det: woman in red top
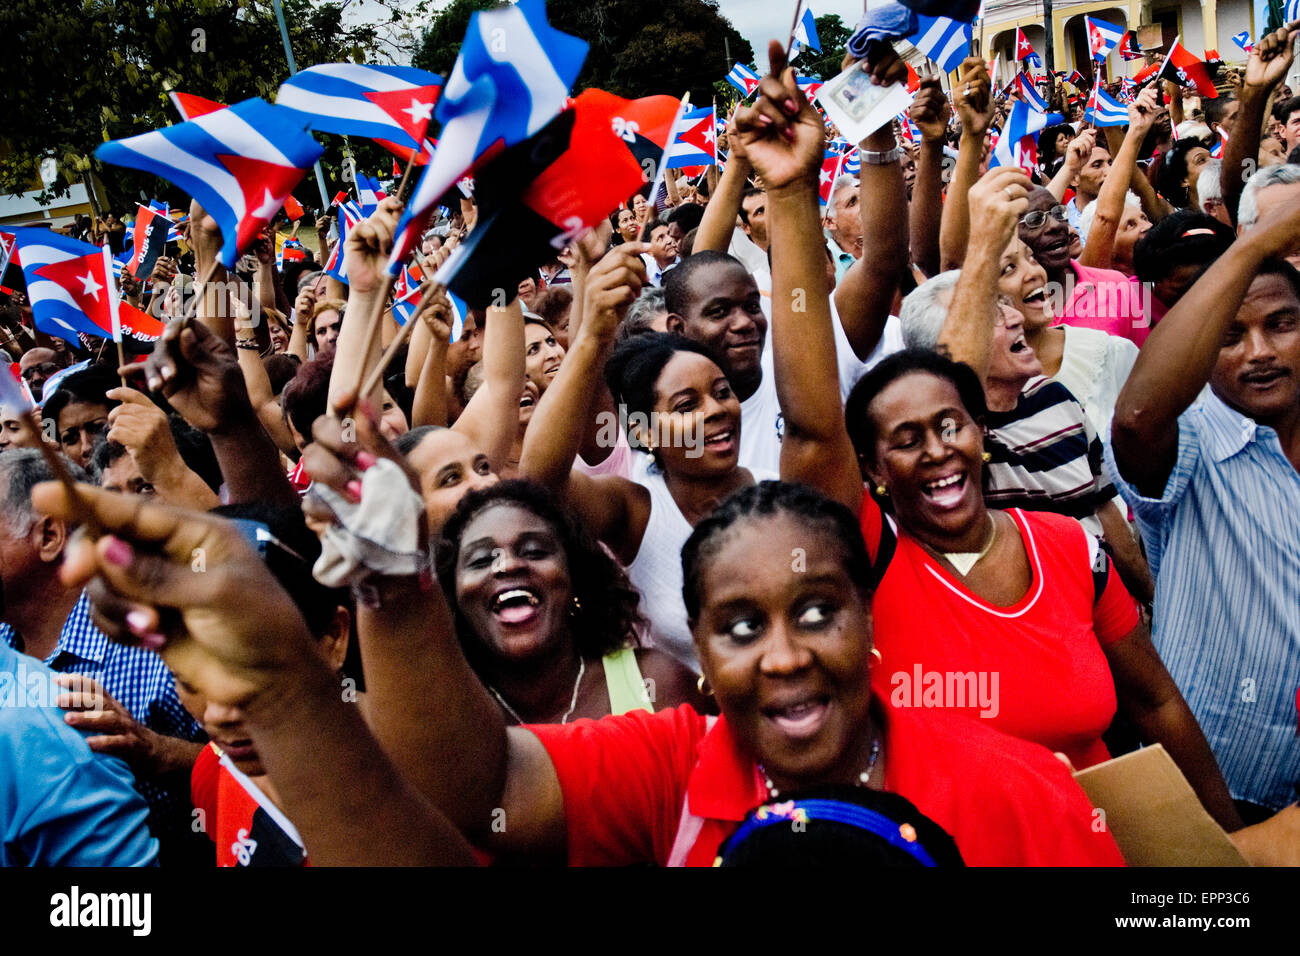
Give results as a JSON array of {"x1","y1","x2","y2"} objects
[{"x1": 741, "y1": 43, "x2": 1242, "y2": 831}]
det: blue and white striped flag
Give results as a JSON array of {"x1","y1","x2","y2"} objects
[
  {"x1": 991, "y1": 98, "x2": 1063, "y2": 172},
  {"x1": 1084, "y1": 86, "x2": 1129, "y2": 127},
  {"x1": 1085, "y1": 16, "x2": 1125, "y2": 62},
  {"x1": 792, "y1": 6, "x2": 822, "y2": 53},
  {"x1": 387, "y1": 0, "x2": 587, "y2": 275},
  {"x1": 908, "y1": 14, "x2": 973, "y2": 74},
  {"x1": 726, "y1": 63, "x2": 762, "y2": 98},
  {"x1": 276, "y1": 63, "x2": 443, "y2": 152},
  {"x1": 1016, "y1": 73, "x2": 1049, "y2": 112},
  {"x1": 1232, "y1": 31, "x2": 1254, "y2": 54}
]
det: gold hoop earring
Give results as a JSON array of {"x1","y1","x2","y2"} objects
[
  {"x1": 697, "y1": 675, "x2": 713, "y2": 697},
  {"x1": 981, "y1": 451, "x2": 992, "y2": 463},
  {"x1": 870, "y1": 647, "x2": 882, "y2": 664},
  {"x1": 875, "y1": 484, "x2": 889, "y2": 497}
]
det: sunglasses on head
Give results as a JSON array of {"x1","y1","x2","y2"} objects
[{"x1": 1019, "y1": 205, "x2": 1069, "y2": 229}]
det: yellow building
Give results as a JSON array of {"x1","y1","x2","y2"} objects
[{"x1": 979, "y1": 0, "x2": 1260, "y2": 79}]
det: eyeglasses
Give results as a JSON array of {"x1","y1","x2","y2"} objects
[
  {"x1": 1019, "y1": 205, "x2": 1069, "y2": 229},
  {"x1": 21, "y1": 362, "x2": 58, "y2": 381}
]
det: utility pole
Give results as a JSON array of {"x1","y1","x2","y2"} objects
[
  {"x1": 272, "y1": 0, "x2": 330, "y2": 210},
  {"x1": 1043, "y1": 0, "x2": 1055, "y2": 75}
]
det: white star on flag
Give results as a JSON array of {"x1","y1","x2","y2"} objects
[
  {"x1": 703, "y1": 124, "x2": 715, "y2": 145},
  {"x1": 252, "y1": 189, "x2": 281, "y2": 219},
  {"x1": 820, "y1": 167, "x2": 832, "y2": 186},
  {"x1": 78, "y1": 269, "x2": 103, "y2": 301},
  {"x1": 402, "y1": 98, "x2": 434, "y2": 125}
]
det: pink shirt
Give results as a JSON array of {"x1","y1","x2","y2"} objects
[{"x1": 1053, "y1": 261, "x2": 1153, "y2": 347}]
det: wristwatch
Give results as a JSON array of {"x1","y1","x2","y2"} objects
[{"x1": 860, "y1": 143, "x2": 905, "y2": 165}]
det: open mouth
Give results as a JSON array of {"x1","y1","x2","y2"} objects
[
  {"x1": 702, "y1": 427, "x2": 736, "y2": 452},
  {"x1": 491, "y1": 587, "x2": 542, "y2": 625},
  {"x1": 519, "y1": 392, "x2": 536, "y2": 409},
  {"x1": 1022, "y1": 286, "x2": 1046, "y2": 307},
  {"x1": 1009, "y1": 334, "x2": 1031, "y2": 354},
  {"x1": 921, "y1": 471, "x2": 968, "y2": 509},
  {"x1": 218, "y1": 738, "x2": 258, "y2": 761},
  {"x1": 764, "y1": 697, "x2": 830, "y2": 740}
]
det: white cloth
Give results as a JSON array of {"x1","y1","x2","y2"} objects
[
  {"x1": 311, "y1": 459, "x2": 428, "y2": 587},
  {"x1": 640, "y1": 253, "x2": 676, "y2": 288},
  {"x1": 727, "y1": 229, "x2": 768, "y2": 275},
  {"x1": 1053, "y1": 325, "x2": 1138, "y2": 441}
]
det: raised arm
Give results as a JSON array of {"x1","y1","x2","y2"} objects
[
  {"x1": 35, "y1": 481, "x2": 478, "y2": 866},
  {"x1": 518, "y1": 245, "x2": 647, "y2": 560},
  {"x1": 1222, "y1": 21, "x2": 1297, "y2": 225},
  {"x1": 1047, "y1": 128, "x2": 1095, "y2": 202},
  {"x1": 1110, "y1": 188, "x2": 1300, "y2": 495},
  {"x1": 451, "y1": 298, "x2": 525, "y2": 474},
  {"x1": 1079, "y1": 88, "x2": 1159, "y2": 269},
  {"x1": 407, "y1": 284, "x2": 453, "y2": 429},
  {"x1": 909, "y1": 77, "x2": 950, "y2": 279},
  {"x1": 326, "y1": 197, "x2": 403, "y2": 411},
  {"x1": 693, "y1": 119, "x2": 752, "y2": 254},
  {"x1": 939, "y1": 58, "x2": 996, "y2": 271},
  {"x1": 734, "y1": 41, "x2": 864, "y2": 514},
  {"x1": 834, "y1": 46, "x2": 912, "y2": 360},
  {"x1": 940, "y1": 167, "x2": 1031, "y2": 383}
]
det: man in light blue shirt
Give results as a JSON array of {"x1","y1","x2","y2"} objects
[
  {"x1": 823, "y1": 175, "x2": 860, "y2": 284},
  {"x1": 0, "y1": 641, "x2": 157, "y2": 865},
  {"x1": 1107, "y1": 195, "x2": 1300, "y2": 818}
]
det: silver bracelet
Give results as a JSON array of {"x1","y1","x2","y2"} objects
[{"x1": 860, "y1": 143, "x2": 905, "y2": 165}]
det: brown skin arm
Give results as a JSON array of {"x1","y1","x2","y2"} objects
[
  {"x1": 450, "y1": 300, "x2": 525, "y2": 474},
  {"x1": 940, "y1": 167, "x2": 1031, "y2": 385},
  {"x1": 834, "y1": 46, "x2": 911, "y2": 360},
  {"x1": 734, "y1": 41, "x2": 864, "y2": 515},
  {"x1": 909, "y1": 76, "x2": 950, "y2": 279},
  {"x1": 1079, "y1": 88, "x2": 1159, "y2": 270},
  {"x1": 1222, "y1": 22, "x2": 1298, "y2": 225},
  {"x1": 939, "y1": 58, "x2": 995, "y2": 271},
  {"x1": 1110, "y1": 190, "x2": 1300, "y2": 496},
  {"x1": 1103, "y1": 621, "x2": 1243, "y2": 831},
  {"x1": 693, "y1": 127, "x2": 752, "y2": 254}
]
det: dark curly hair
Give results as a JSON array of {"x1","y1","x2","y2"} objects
[
  {"x1": 680, "y1": 481, "x2": 874, "y2": 624},
  {"x1": 1157, "y1": 138, "x2": 1212, "y2": 209},
  {"x1": 435, "y1": 480, "x2": 645, "y2": 666}
]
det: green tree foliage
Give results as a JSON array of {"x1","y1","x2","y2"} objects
[
  {"x1": 0, "y1": 0, "x2": 401, "y2": 213},
  {"x1": 789, "y1": 14, "x2": 852, "y2": 82},
  {"x1": 414, "y1": 0, "x2": 753, "y2": 104}
]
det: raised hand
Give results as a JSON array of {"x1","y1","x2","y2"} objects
[
  {"x1": 580, "y1": 243, "x2": 648, "y2": 342},
  {"x1": 1128, "y1": 85, "x2": 1161, "y2": 135},
  {"x1": 911, "y1": 77, "x2": 951, "y2": 143},
  {"x1": 954, "y1": 57, "x2": 994, "y2": 139},
  {"x1": 104, "y1": 387, "x2": 182, "y2": 485},
  {"x1": 1246, "y1": 20, "x2": 1299, "y2": 92},
  {"x1": 343, "y1": 197, "x2": 403, "y2": 296},
  {"x1": 732, "y1": 40, "x2": 826, "y2": 193},
  {"x1": 1062, "y1": 128, "x2": 1098, "y2": 177},
  {"x1": 968, "y1": 166, "x2": 1033, "y2": 254},
  {"x1": 128, "y1": 316, "x2": 250, "y2": 435},
  {"x1": 413, "y1": 282, "x2": 454, "y2": 346}
]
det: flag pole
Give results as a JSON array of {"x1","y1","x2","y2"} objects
[
  {"x1": 785, "y1": 0, "x2": 805, "y2": 61},
  {"x1": 345, "y1": 273, "x2": 399, "y2": 410},
  {"x1": 103, "y1": 245, "x2": 127, "y2": 389},
  {"x1": 360, "y1": 273, "x2": 444, "y2": 403},
  {"x1": 271, "y1": 0, "x2": 330, "y2": 210}
]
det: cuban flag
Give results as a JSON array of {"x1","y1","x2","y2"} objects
[
  {"x1": 897, "y1": 114, "x2": 919, "y2": 144},
  {"x1": 355, "y1": 173, "x2": 386, "y2": 209},
  {"x1": 430, "y1": 89, "x2": 676, "y2": 308},
  {"x1": 1118, "y1": 30, "x2": 1143, "y2": 61},
  {"x1": 1016, "y1": 72, "x2": 1049, "y2": 112},
  {"x1": 323, "y1": 200, "x2": 364, "y2": 284},
  {"x1": 1084, "y1": 86, "x2": 1129, "y2": 127},
  {"x1": 1086, "y1": 16, "x2": 1125, "y2": 62},
  {"x1": 726, "y1": 63, "x2": 762, "y2": 98},
  {"x1": 792, "y1": 6, "x2": 821, "y2": 53},
  {"x1": 1232, "y1": 31, "x2": 1254, "y2": 55},
  {"x1": 665, "y1": 106, "x2": 717, "y2": 168},
  {"x1": 818, "y1": 148, "x2": 846, "y2": 206},
  {"x1": 387, "y1": 0, "x2": 588, "y2": 275},
  {"x1": 908, "y1": 15, "x2": 973, "y2": 74},
  {"x1": 796, "y1": 75, "x2": 824, "y2": 98},
  {"x1": 7, "y1": 228, "x2": 165, "y2": 343},
  {"x1": 991, "y1": 98, "x2": 1063, "y2": 173},
  {"x1": 1288, "y1": 0, "x2": 1300, "y2": 26},
  {"x1": 169, "y1": 90, "x2": 227, "y2": 121},
  {"x1": 841, "y1": 147, "x2": 861, "y2": 176},
  {"x1": 1016, "y1": 28, "x2": 1041, "y2": 68},
  {"x1": 125, "y1": 203, "x2": 171, "y2": 280},
  {"x1": 1210, "y1": 138, "x2": 1224, "y2": 158},
  {"x1": 1064, "y1": 70, "x2": 1087, "y2": 89},
  {"x1": 276, "y1": 64, "x2": 443, "y2": 152},
  {"x1": 95, "y1": 98, "x2": 324, "y2": 268},
  {"x1": 1119, "y1": 76, "x2": 1137, "y2": 102}
]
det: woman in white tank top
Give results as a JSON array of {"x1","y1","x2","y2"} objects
[{"x1": 518, "y1": 247, "x2": 775, "y2": 672}]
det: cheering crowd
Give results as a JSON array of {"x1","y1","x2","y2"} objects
[{"x1": 2, "y1": 8, "x2": 1300, "y2": 869}]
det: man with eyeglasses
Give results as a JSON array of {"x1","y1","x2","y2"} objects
[
  {"x1": 18, "y1": 347, "x2": 61, "y2": 402},
  {"x1": 1018, "y1": 186, "x2": 1149, "y2": 346}
]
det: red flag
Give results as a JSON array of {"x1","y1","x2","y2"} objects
[
  {"x1": 1134, "y1": 58, "x2": 1161, "y2": 83},
  {"x1": 392, "y1": 158, "x2": 401, "y2": 177},
  {"x1": 1158, "y1": 38, "x2": 1218, "y2": 98},
  {"x1": 126, "y1": 204, "x2": 170, "y2": 280},
  {"x1": 169, "y1": 91, "x2": 227, "y2": 121},
  {"x1": 905, "y1": 61, "x2": 920, "y2": 93},
  {"x1": 375, "y1": 137, "x2": 435, "y2": 166},
  {"x1": 282, "y1": 194, "x2": 305, "y2": 220}
]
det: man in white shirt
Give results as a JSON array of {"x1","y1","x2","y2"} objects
[{"x1": 639, "y1": 221, "x2": 679, "y2": 287}]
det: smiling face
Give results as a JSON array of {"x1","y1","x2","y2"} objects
[
  {"x1": 668, "y1": 260, "x2": 767, "y2": 397},
  {"x1": 1113, "y1": 204, "x2": 1152, "y2": 274},
  {"x1": 1018, "y1": 187, "x2": 1072, "y2": 276},
  {"x1": 693, "y1": 512, "x2": 875, "y2": 788},
  {"x1": 524, "y1": 321, "x2": 565, "y2": 395},
  {"x1": 1210, "y1": 272, "x2": 1300, "y2": 425},
  {"x1": 1184, "y1": 147, "x2": 1212, "y2": 196},
  {"x1": 988, "y1": 302, "x2": 1044, "y2": 385},
  {"x1": 454, "y1": 503, "x2": 572, "y2": 666},
  {"x1": 647, "y1": 351, "x2": 742, "y2": 477},
  {"x1": 865, "y1": 371, "x2": 988, "y2": 544},
  {"x1": 998, "y1": 237, "x2": 1051, "y2": 331},
  {"x1": 406, "y1": 428, "x2": 499, "y2": 533}
]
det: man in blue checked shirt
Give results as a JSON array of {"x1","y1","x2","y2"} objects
[
  {"x1": 1107, "y1": 184, "x2": 1300, "y2": 822},
  {"x1": 0, "y1": 450, "x2": 208, "y2": 864}
]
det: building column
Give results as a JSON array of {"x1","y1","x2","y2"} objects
[{"x1": 1201, "y1": 0, "x2": 1218, "y2": 53}]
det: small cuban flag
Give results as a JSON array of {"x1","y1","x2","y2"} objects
[
  {"x1": 792, "y1": 5, "x2": 821, "y2": 54},
  {"x1": 1232, "y1": 31, "x2": 1254, "y2": 55},
  {"x1": 1084, "y1": 86, "x2": 1130, "y2": 127}
]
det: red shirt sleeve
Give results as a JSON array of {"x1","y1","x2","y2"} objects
[
  {"x1": 527, "y1": 705, "x2": 707, "y2": 866},
  {"x1": 859, "y1": 486, "x2": 884, "y2": 564},
  {"x1": 190, "y1": 743, "x2": 219, "y2": 847},
  {"x1": 1093, "y1": 560, "x2": 1140, "y2": 647}
]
